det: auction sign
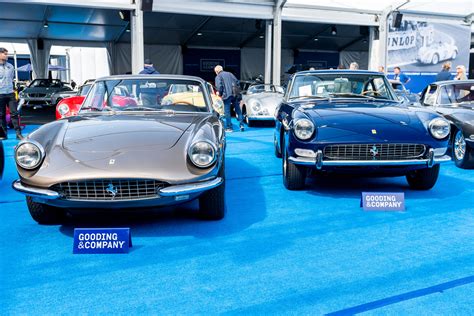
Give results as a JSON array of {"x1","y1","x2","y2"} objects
[
  {"x1": 73, "y1": 228, "x2": 132, "y2": 254},
  {"x1": 361, "y1": 192, "x2": 405, "y2": 211}
]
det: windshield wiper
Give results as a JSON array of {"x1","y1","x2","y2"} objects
[
  {"x1": 120, "y1": 106, "x2": 157, "y2": 111},
  {"x1": 329, "y1": 93, "x2": 376, "y2": 100},
  {"x1": 289, "y1": 95, "x2": 330, "y2": 101},
  {"x1": 80, "y1": 106, "x2": 116, "y2": 114}
]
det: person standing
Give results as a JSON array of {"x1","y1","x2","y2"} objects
[
  {"x1": 214, "y1": 65, "x2": 244, "y2": 132},
  {"x1": 378, "y1": 65, "x2": 385, "y2": 73},
  {"x1": 454, "y1": 65, "x2": 467, "y2": 80},
  {"x1": 393, "y1": 66, "x2": 410, "y2": 84},
  {"x1": 435, "y1": 62, "x2": 452, "y2": 81},
  {"x1": 0, "y1": 47, "x2": 23, "y2": 140},
  {"x1": 139, "y1": 59, "x2": 160, "y2": 74}
]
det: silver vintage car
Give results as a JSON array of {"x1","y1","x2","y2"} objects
[
  {"x1": 13, "y1": 75, "x2": 226, "y2": 224},
  {"x1": 240, "y1": 84, "x2": 284, "y2": 126}
]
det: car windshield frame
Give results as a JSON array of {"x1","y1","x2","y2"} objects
[
  {"x1": 286, "y1": 72, "x2": 398, "y2": 103},
  {"x1": 247, "y1": 84, "x2": 283, "y2": 95},
  {"x1": 436, "y1": 83, "x2": 474, "y2": 106},
  {"x1": 79, "y1": 78, "x2": 212, "y2": 114}
]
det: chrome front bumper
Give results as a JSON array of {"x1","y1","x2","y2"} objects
[
  {"x1": 12, "y1": 177, "x2": 223, "y2": 201},
  {"x1": 288, "y1": 149, "x2": 451, "y2": 169}
]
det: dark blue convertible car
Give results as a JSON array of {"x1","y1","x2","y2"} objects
[{"x1": 274, "y1": 70, "x2": 451, "y2": 190}]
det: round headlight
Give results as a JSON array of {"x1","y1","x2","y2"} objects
[
  {"x1": 293, "y1": 118, "x2": 315, "y2": 140},
  {"x1": 188, "y1": 141, "x2": 216, "y2": 168},
  {"x1": 58, "y1": 104, "x2": 70, "y2": 116},
  {"x1": 249, "y1": 99, "x2": 262, "y2": 112},
  {"x1": 15, "y1": 141, "x2": 44, "y2": 170},
  {"x1": 429, "y1": 118, "x2": 450, "y2": 139}
]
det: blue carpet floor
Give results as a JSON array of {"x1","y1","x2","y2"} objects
[{"x1": 1, "y1": 124, "x2": 473, "y2": 314}]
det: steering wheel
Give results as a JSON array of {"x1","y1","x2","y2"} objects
[{"x1": 362, "y1": 90, "x2": 381, "y2": 96}]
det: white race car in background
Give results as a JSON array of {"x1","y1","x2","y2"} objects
[
  {"x1": 240, "y1": 84, "x2": 284, "y2": 126},
  {"x1": 417, "y1": 41, "x2": 458, "y2": 65}
]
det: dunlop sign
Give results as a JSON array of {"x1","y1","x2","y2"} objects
[{"x1": 388, "y1": 31, "x2": 416, "y2": 51}]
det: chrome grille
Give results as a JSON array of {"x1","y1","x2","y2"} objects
[
  {"x1": 324, "y1": 144, "x2": 426, "y2": 160},
  {"x1": 52, "y1": 179, "x2": 166, "y2": 201},
  {"x1": 27, "y1": 93, "x2": 48, "y2": 98}
]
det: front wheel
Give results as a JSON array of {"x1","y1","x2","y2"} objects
[
  {"x1": 26, "y1": 197, "x2": 65, "y2": 224},
  {"x1": 406, "y1": 164, "x2": 440, "y2": 190},
  {"x1": 432, "y1": 54, "x2": 439, "y2": 65},
  {"x1": 198, "y1": 163, "x2": 225, "y2": 220},
  {"x1": 453, "y1": 129, "x2": 474, "y2": 169},
  {"x1": 282, "y1": 137, "x2": 306, "y2": 190}
]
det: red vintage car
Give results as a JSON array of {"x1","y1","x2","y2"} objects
[
  {"x1": 55, "y1": 82, "x2": 139, "y2": 119},
  {"x1": 55, "y1": 82, "x2": 93, "y2": 119}
]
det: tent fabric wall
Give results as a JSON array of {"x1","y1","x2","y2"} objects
[
  {"x1": 241, "y1": 48, "x2": 294, "y2": 83},
  {"x1": 112, "y1": 44, "x2": 182, "y2": 75},
  {"x1": 340, "y1": 51, "x2": 369, "y2": 70},
  {"x1": 26, "y1": 39, "x2": 52, "y2": 79},
  {"x1": 241, "y1": 48, "x2": 265, "y2": 80}
]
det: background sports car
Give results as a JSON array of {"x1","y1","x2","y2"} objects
[
  {"x1": 417, "y1": 41, "x2": 458, "y2": 65},
  {"x1": 419, "y1": 80, "x2": 474, "y2": 168},
  {"x1": 274, "y1": 70, "x2": 451, "y2": 190},
  {"x1": 240, "y1": 84, "x2": 284, "y2": 126},
  {"x1": 13, "y1": 75, "x2": 226, "y2": 224},
  {"x1": 55, "y1": 81, "x2": 95, "y2": 119},
  {"x1": 19, "y1": 79, "x2": 73, "y2": 108},
  {"x1": 52, "y1": 79, "x2": 94, "y2": 109}
]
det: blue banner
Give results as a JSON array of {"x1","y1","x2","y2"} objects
[
  {"x1": 293, "y1": 52, "x2": 340, "y2": 71},
  {"x1": 73, "y1": 228, "x2": 132, "y2": 254},
  {"x1": 183, "y1": 48, "x2": 240, "y2": 82},
  {"x1": 361, "y1": 192, "x2": 405, "y2": 211}
]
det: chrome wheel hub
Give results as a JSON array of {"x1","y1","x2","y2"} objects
[{"x1": 454, "y1": 131, "x2": 466, "y2": 160}]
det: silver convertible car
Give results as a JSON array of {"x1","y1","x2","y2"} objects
[
  {"x1": 13, "y1": 75, "x2": 226, "y2": 224},
  {"x1": 240, "y1": 84, "x2": 284, "y2": 126}
]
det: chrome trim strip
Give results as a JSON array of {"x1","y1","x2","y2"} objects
[
  {"x1": 288, "y1": 155, "x2": 452, "y2": 167},
  {"x1": 159, "y1": 177, "x2": 222, "y2": 196},
  {"x1": 12, "y1": 180, "x2": 60, "y2": 199}
]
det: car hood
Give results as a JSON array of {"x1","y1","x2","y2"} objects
[
  {"x1": 298, "y1": 101, "x2": 432, "y2": 141},
  {"x1": 23, "y1": 87, "x2": 65, "y2": 94},
  {"x1": 22, "y1": 113, "x2": 216, "y2": 185},
  {"x1": 63, "y1": 114, "x2": 194, "y2": 153}
]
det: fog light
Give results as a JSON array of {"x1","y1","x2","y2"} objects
[{"x1": 295, "y1": 148, "x2": 316, "y2": 158}]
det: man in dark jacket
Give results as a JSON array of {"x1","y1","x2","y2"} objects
[
  {"x1": 435, "y1": 62, "x2": 452, "y2": 81},
  {"x1": 0, "y1": 47, "x2": 23, "y2": 140},
  {"x1": 214, "y1": 65, "x2": 244, "y2": 132},
  {"x1": 139, "y1": 59, "x2": 160, "y2": 74}
]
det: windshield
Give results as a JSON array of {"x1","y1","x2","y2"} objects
[
  {"x1": 437, "y1": 83, "x2": 474, "y2": 105},
  {"x1": 247, "y1": 84, "x2": 283, "y2": 95},
  {"x1": 79, "y1": 84, "x2": 92, "y2": 96},
  {"x1": 80, "y1": 78, "x2": 210, "y2": 113},
  {"x1": 288, "y1": 73, "x2": 396, "y2": 101},
  {"x1": 29, "y1": 79, "x2": 62, "y2": 88}
]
